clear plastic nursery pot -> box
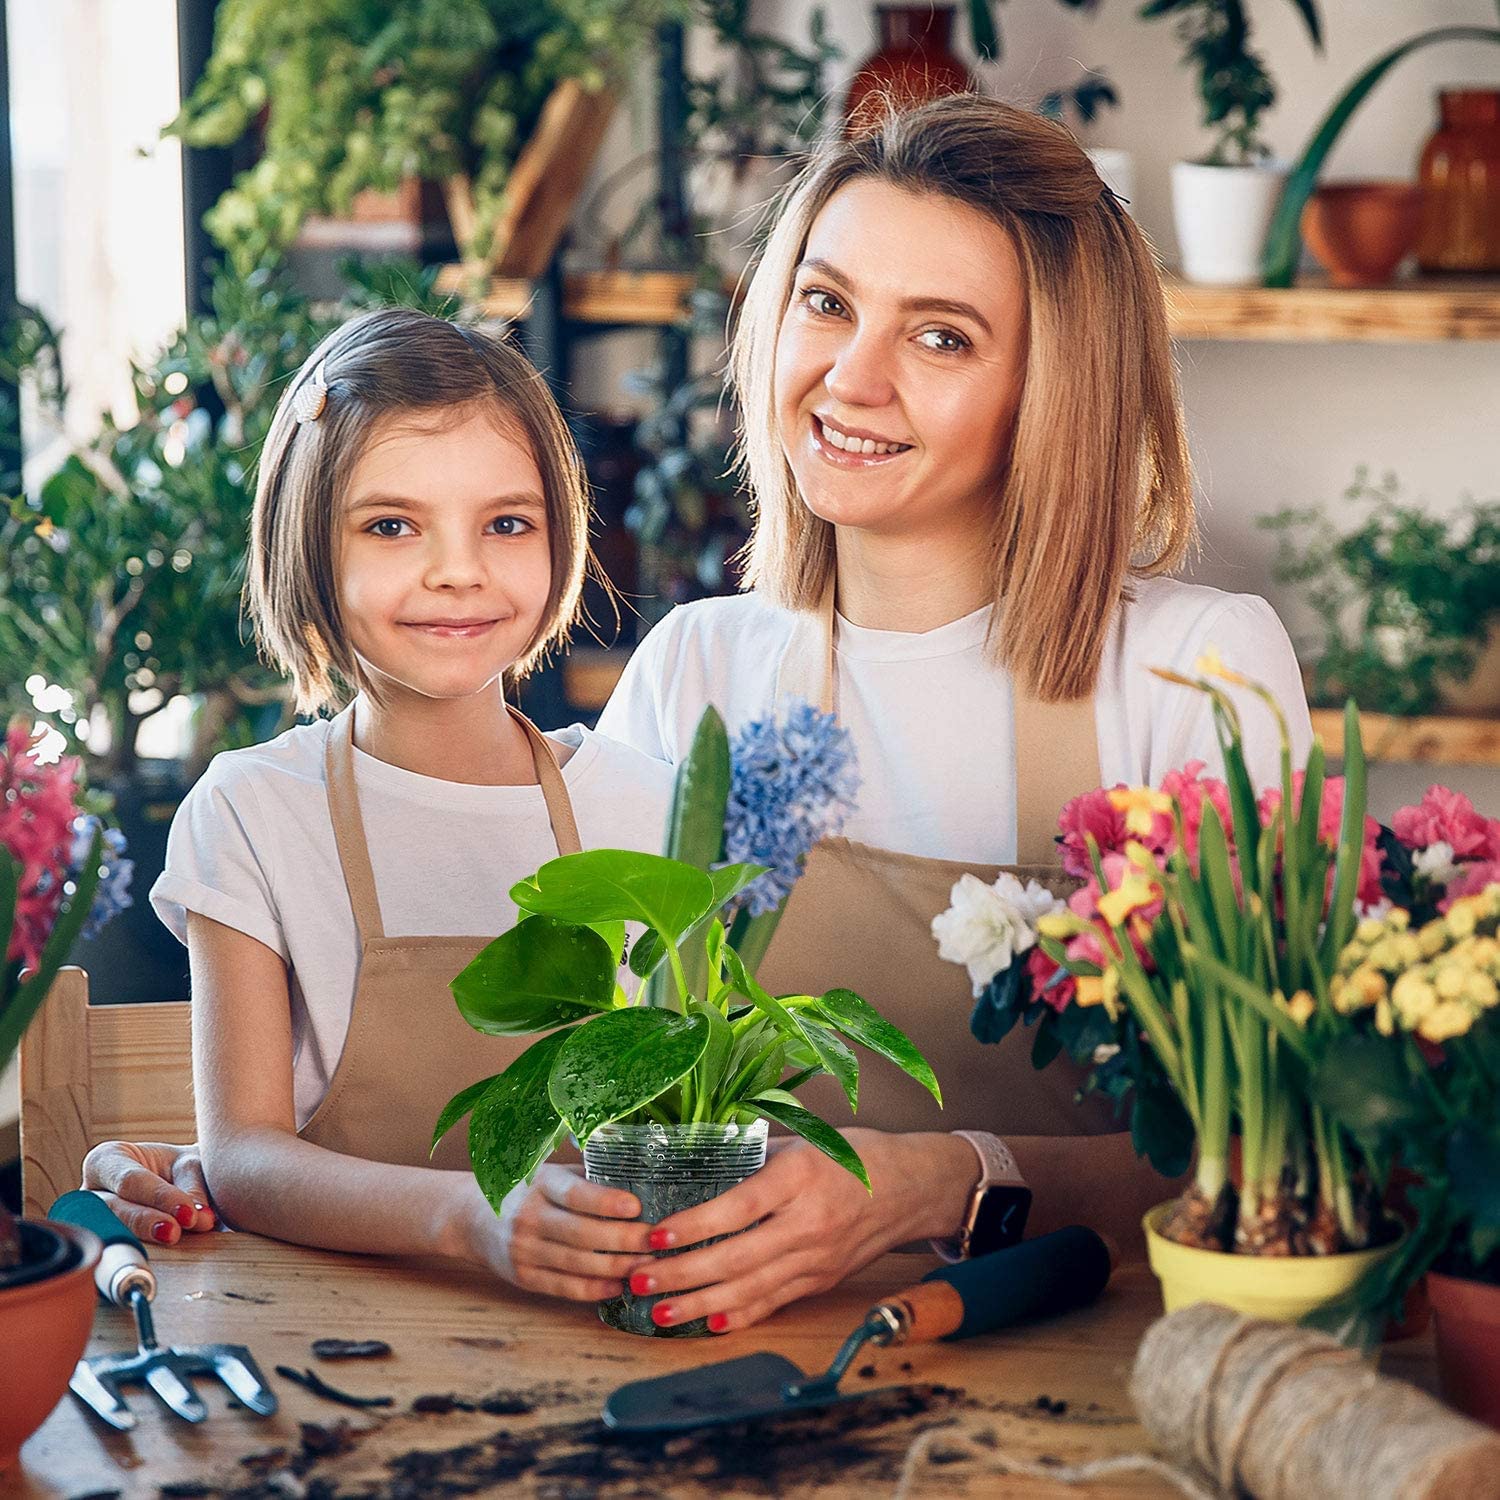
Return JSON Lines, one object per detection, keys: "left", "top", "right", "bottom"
{"left": 1143, "top": 1203, "right": 1405, "bottom": 1323}
{"left": 584, "top": 1118, "right": 769, "bottom": 1337}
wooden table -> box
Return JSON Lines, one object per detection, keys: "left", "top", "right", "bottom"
{"left": 7, "top": 1234, "right": 1437, "bottom": 1499}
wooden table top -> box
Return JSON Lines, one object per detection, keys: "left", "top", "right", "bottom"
{"left": 8, "top": 1232, "right": 1438, "bottom": 1499}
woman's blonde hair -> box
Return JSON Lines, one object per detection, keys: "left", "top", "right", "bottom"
{"left": 731, "top": 94, "right": 1195, "bottom": 701}
{"left": 247, "top": 307, "right": 591, "bottom": 715}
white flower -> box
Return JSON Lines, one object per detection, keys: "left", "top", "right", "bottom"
{"left": 1413, "top": 841, "right": 1460, "bottom": 888}
{"left": 1355, "top": 896, "right": 1394, "bottom": 922}
{"left": 931, "top": 872, "right": 1063, "bottom": 998}
{"left": 1092, "top": 1044, "right": 1121, "bottom": 1065}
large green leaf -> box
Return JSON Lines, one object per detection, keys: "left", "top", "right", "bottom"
{"left": 798, "top": 1019, "right": 860, "bottom": 1113}
{"left": 467, "top": 1030, "right": 575, "bottom": 1214}
{"left": 749, "top": 1096, "right": 870, "bottom": 1190}
{"left": 690, "top": 998, "right": 737, "bottom": 1108}
{"left": 548, "top": 1007, "right": 710, "bottom": 1141}
{"left": 1448, "top": 1125, "right": 1500, "bottom": 1228}
{"left": 810, "top": 988, "right": 942, "bottom": 1106}
{"left": 664, "top": 707, "right": 731, "bottom": 869}
{"left": 1263, "top": 26, "right": 1500, "bottom": 285}
{"left": 511, "top": 848, "right": 715, "bottom": 947}
{"left": 1312, "top": 1032, "right": 1431, "bottom": 1141}
{"left": 451, "top": 916, "right": 614, "bottom": 1036}
{"left": 628, "top": 928, "right": 666, "bottom": 980}
{"left": 431, "top": 1072, "right": 502, "bottom": 1156}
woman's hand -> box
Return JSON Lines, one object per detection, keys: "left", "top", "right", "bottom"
{"left": 620, "top": 1129, "right": 979, "bottom": 1332}
{"left": 460, "top": 1164, "right": 657, "bottom": 1304}
{"left": 80, "top": 1141, "right": 217, "bottom": 1244}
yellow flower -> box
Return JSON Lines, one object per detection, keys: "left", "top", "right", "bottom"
{"left": 1037, "top": 912, "right": 1088, "bottom": 941}
{"left": 1075, "top": 967, "right": 1122, "bottom": 1021}
{"left": 1468, "top": 936, "right": 1500, "bottom": 970}
{"left": 1107, "top": 786, "right": 1173, "bottom": 837}
{"left": 1097, "top": 874, "right": 1160, "bottom": 928}
{"left": 1465, "top": 971, "right": 1499, "bottom": 1010}
{"left": 1388, "top": 908, "right": 1412, "bottom": 932}
{"left": 1367, "top": 936, "right": 1410, "bottom": 972}
{"left": 1418, "top": 1000, "right": 1475, "bottom": 1044}
{"left": 1435, "top": 964, "right": 1468, "bottom": 1001}
{"left": 1448, "top": 899, "right": 1481, "bottom": 940}
{"left": 1375, "top": 998, "right": 1395, "bottom": 1036}
{"left": 1335, "top": 965, "right": 1387, "bottom": 1013}
{"left": 34, "top": 516, "right": 54, "bottom": 539}
{"left": 1392, "top": 971, "right": 1438, "bottom": 1026}
{"left": 1286, "top": 990, "right": 1316, "bottom": 1027}
{"left": 1355, "top": 918, "right": 1387, "bottom": 946}
{"left": 1418, "top": 919, "right": 1450, "bottom": 959}
{"left": 1193, "top": 644, "right": 1250, "bottom": 686}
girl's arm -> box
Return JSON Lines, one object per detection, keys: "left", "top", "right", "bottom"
{"left": 189, "top": 911, "right": 653, "bottom": 1300}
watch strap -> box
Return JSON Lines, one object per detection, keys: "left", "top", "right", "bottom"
{"left": 930, "top": 1130, "right": 1028, "bottom": 1263}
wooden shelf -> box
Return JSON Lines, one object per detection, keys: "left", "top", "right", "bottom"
{"left": 437, "top": 266, "right": 699, "bottom": 326}
{"left": 1165, "top": 274, "right": 1500, "bottom": 343}
{"left": 1311, "top": 708, "right": 1500, "bottom": 766}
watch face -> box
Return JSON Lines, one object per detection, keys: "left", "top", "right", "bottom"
{"left": 971, "top": 1184, "right": 1033, "bottom": 1255}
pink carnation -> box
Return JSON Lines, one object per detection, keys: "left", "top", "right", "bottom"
{"left": 1259, "top": 772, "right": 1383, "bottom": 907}
{"left": 1393, "top": 785, "right": 1500, "bottom": 862}
{"left": 1444, "top": 860, "right": 1500, "bottom": 905}
{"left": 1027, "top": 944, "right": 1076, "bottom": 1013}
{"left": 1056, "top": 785, "right": 1130, "bottom": 878}
{"left": 1155, "top": 761, "right": 1234, "bottom": 868}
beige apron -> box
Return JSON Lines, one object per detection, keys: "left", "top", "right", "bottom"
{"left": 757, "top": 588, "right": 1120, "bottom": 1138}
{"left": 297, "top": 705, "right": 582, "bottom": 1170}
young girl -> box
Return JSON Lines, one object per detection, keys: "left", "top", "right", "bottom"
{"left": 144, "top": 307, "right": 672, "bottom": 1305}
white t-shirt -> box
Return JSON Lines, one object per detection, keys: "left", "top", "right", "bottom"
{"left": 150, "top": 714, "right": 673, "bottom": 1128}
{"left": 597, "top": 575, "right": 1313, "bottom": 865}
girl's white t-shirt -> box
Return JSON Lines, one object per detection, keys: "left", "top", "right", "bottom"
{"left": 150, "top": 716, "right": 673, "bottom": 1128}
{"left": 597, "top": 575, "right": 1313, "bottom": 866}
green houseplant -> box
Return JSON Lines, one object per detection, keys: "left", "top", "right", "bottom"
{"left": 1151, "top": 0, "right": 1324, "bottom": 285}
{"left": 163, "top": 0, "right": 686, "bottom": 274}
{"left": 1260, "top": 469, "right": 1500, "bottom": 717}
{"left": 434, "top": 706, "right": 938, "bottom": 1336}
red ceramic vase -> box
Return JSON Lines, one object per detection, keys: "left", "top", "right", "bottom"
{"left": 1417, "top": 89, "right": 1500, "bottom": 273}
{"left": 1428, "top": 1269, "right": 1500, "bottom": 1430}
{"left": 844, "top": 5, "right": 974, "bottom": 140}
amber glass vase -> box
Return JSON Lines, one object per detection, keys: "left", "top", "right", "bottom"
{"left": 844, "top": 5, "right": 974, "bottom": 139}
{"left": 1417, "top": 88, "right": 1500, "bottom": 273}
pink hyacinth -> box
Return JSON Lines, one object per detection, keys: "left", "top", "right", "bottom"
{"left": 1258, "top": 772, "right": 1383, "bottom": 907}
{"left": 1393, "top": 785, "right": 1500, "bottom": 863}
{"left": 1, "top": 721, "right": 85, "bottom": 972}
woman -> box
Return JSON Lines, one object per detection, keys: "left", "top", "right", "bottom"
{"left": 82, "top": 96, "right": 1310, "bottom": 1331}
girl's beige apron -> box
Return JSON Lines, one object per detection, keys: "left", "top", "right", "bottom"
{"left": 297, "top": 706, "right": 581, "bottom": 1170}
{"left": 757, "top": 590, "right": 1120, "bottom": 1138}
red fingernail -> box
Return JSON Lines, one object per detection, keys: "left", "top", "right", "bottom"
{"left": 151, "top": 1221, "right": 175, "bottom": 1244}
{"left": 648, "top": 1228, "right": 676, "bottom": 1250}
{"left": 629, "top": 1272, "right": 655, "bottom": 1296}
{"left": 651, "top": 1303, "right": 678, "bottom": 1327}
{"left": 708, "top": 1313, "right": 729, "bottom": 1333}
{"left": 173, "top": 1204, "right": 196, "bottom": 1227}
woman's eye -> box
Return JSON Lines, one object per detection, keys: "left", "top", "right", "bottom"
{"left": 919, "top": 328, "right": 969, "bottom": 354}
{"left": 488, "top": 516, "right": 534, "bottom": 536}
{"left": 367, "top": 517, "right": 413, "bottom": 538}
{"left": 801, "top": 288, "right": 847, "bottom": 318}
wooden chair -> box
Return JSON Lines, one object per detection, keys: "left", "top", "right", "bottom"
{"left": 18, "top": 968, "right": 193, "bottom": 1218}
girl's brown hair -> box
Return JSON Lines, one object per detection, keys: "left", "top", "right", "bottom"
{"left": 731, "top": 93, "right": 1195, "bottom": 701}
{"left": 246, "top": 307, "right": 590, "bottom": 715}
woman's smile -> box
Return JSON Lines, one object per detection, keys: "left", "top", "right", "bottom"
{"left": 810, "top": 414, "right": 915, "bottom": 467}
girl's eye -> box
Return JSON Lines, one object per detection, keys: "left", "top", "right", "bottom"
{"left": 487, "top": 516, "right": 534, "bottom": 536}
{"left": 367, "top": 517, "right": 413, "bottom": 538}
{"left": 800, "top": 287, "right": 847, "bottom": 319}
{"left": 918, "top": 328, "right": 970, "bottom": 354}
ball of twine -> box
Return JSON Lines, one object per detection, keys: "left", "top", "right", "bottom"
{"left": 1129, "top": 1302, "right": 1500, "bottom": 1500}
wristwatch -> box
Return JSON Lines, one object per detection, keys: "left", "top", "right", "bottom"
{"left": 931, "top": 1130, "right": 1032, "bottom": 1263}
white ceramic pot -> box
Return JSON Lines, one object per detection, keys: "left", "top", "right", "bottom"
{"left": 1171, "top": 159, "right": 1289, "bottom": 286}
{"left": 1086, "top": 147, "right": 1137, "bottom": 216}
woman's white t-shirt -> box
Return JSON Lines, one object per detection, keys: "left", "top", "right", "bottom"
{"left": 150, "top": 716, "right": 673, "bottom": 1128}
{"left": 597, "top": 575, "right": 1313, "bottom": 866}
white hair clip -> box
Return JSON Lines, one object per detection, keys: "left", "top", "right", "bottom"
{"left": 293, "top": 362, "right": 329, "bottom": 424}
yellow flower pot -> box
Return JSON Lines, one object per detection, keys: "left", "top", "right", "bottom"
{"left": 1143, "top": 1203, "right": 1403, "bottom": 1323}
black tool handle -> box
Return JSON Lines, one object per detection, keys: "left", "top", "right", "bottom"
{"left": 50, "top": 1189, "right": 148, "bottom": 1255}
{"left": 872, "top": 1226, "right": 1111, "bottom": 1345}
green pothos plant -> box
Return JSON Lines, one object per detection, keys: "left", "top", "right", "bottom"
{"left": 434, "top": 707, "right": 939, "bottom": 1214}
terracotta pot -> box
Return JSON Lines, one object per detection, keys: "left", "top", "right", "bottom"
{"left": 1429, "top": 1269, "right": 1500, "bottom": 1429}
{"left": 844, "top": 5, "right": 974, "bottom": 139}
{"left": 1440, "top": 626, "right": 1500, "bottom": 716}
{"left": 0, "top": 1221, "right": 101, "bottom": 1470}
{"left": 1418, "top": 89, "right": 1500, "bottom": 273}
{"left": 1301, "top": 181, "right": 1425, "bottom": 288}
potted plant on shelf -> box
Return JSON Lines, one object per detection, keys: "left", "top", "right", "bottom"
{"left": 1146, "top": 0, "right": 1324, "bottom": 285}
{"left": 1260, "top": 469, "right": 1500, "bottom": 718}
{"left": 1313, "top": 791, "right": 1500, "bottom": 1424}
{"left": 0, "top": 723, "right": 130, "bottom": 1469}
{"left": 435, "top": 705, "right": 939, "bottom": 1338}
{"left": 163, "top": 0, "right": 683, "bottom": 277}
{"left": 935, "top": 653, "right": 1407, "bottom": 1323}
{"left": 1038, "top": 72, "right": 1131, "bottom": 213}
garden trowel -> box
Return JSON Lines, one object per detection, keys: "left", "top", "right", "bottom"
{"left": 602, "top": 1224, "right": 1111, "bottom": 1433}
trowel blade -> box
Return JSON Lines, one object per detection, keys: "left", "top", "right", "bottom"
{"left": 603, "top": 1351, "right": 826, "bottom": 1433}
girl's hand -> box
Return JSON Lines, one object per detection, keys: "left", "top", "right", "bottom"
{"left": 461, "top": 1164, "right": 657, "bottom": 1303}
{"left": 80, "top": 1141, "right": 218, "bottom": 1244}
{"left": 620, "top": 1129, "right": 979, "bottom": 1332}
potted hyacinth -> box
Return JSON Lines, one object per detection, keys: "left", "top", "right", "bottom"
{"left": 1, "top": 721, "right": 131, "bottom": 1469}
{"left": 1313, "top": 786, "right": 1500, "bottom": 1422}
{"left": 436, "top": 703, "right": 939, "bottom": 1338}
{"left": 934, "top": 652, "right": 1406, "bottom": 1324}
